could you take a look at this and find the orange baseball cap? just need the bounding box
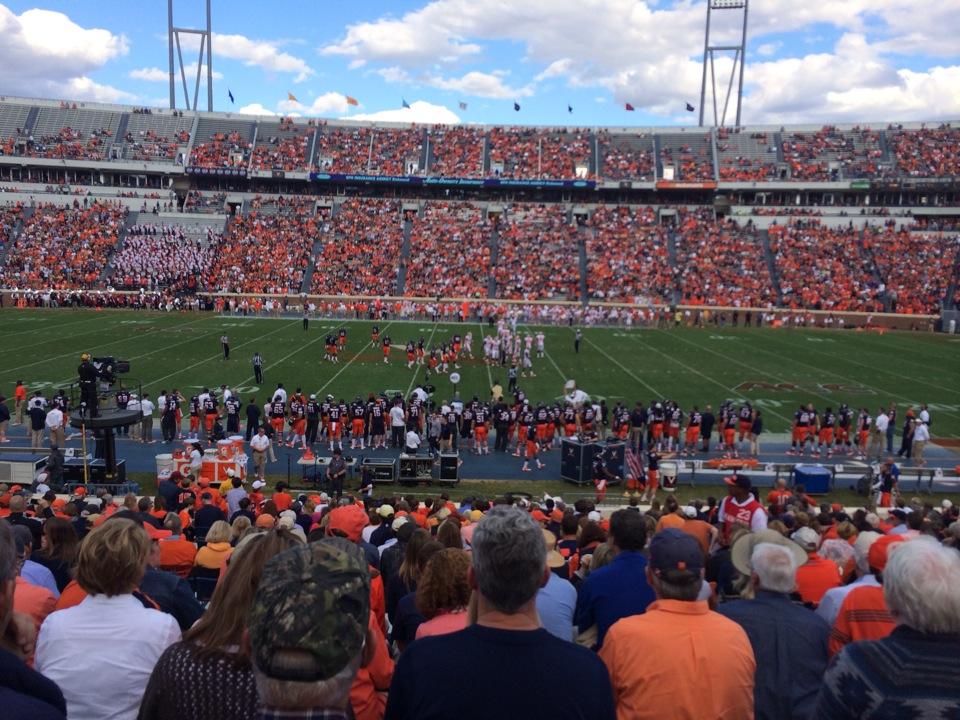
[256,514,276,529]
[530,510,548,523]
[326,504,369,543]
[868,534,906,573]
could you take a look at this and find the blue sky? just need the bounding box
[1,1,958,126]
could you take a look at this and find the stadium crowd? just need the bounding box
[770,222,885,312]
[404,202,492,298]
[494,204,580,300]
[250,119,314,173]
[864,227,960,314]
[781,126,882,181]
[585,205,671,302]
[597,131,655,181]
[2,203,127,290]
[189,132,252,169]
[675,209,775,307]
[0,449,957,718]
[312,198,404,296]
[889,124,960,177]
[209,202,314,294]
[426,126,485,177]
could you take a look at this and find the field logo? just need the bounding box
[735,381,876,395]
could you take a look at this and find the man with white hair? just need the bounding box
[815,537,960,717]
[719,538,830,720]
[816,531,882,627]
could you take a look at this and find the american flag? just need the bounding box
[625,446,643,480]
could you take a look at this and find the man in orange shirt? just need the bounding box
[272,482,293,512]
[600,529,756,720]
[13,381,27,426]
[791,527,841,607]
[766,478,793,510]
[829,534,905,657]
[157,514,197,577]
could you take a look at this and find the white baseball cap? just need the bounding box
[252,479,266,490]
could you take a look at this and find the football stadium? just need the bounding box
[0,0,959,718]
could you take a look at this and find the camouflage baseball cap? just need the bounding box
[248,537,370,682]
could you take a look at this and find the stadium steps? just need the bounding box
[487,224,500,298]
[481,132,491,175]
[0,207,31,268]
[101,211,138,285]
[114,113,130,149]
[774,132,784,163]
[666,229,681,305]
[709,129,719,182]
[577,227,589,303]
[760,228,785,306]
[859,231,892,312]
[589,133,599,178]
[300,237,323,294]
[878,130,891,162]
[23,106,39,135]
[396,215,413,295]
[653,134,662,180]
[418,130,429,173]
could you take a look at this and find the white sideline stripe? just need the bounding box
[477,321,494,390]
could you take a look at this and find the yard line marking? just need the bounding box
[583,335,664,400]
[406,321,438,397]
[648,330,833,426]
[0,318,132,355]
[5,315,213,375]
[317,321,396,395]
[476,321,493,391]
[232,333,327,392]
[142,320,298,390]
[518,322,566,384]
[49,326,227,386]
[756,332,960,399]
[0,312,107,339]
[616,331,796,427]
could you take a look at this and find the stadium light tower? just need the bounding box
[167,0,214,112]
[698,0,749,128]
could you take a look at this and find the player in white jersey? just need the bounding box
[535,331,545,358]
[463,332,473,358]
[521,348,535,378]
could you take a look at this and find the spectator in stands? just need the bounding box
[139,527,304,720]
[194,520,233,569]
[536,528,578,641]
[138,522,204,631]
[719,538,830,720]
[791,526,842,607]
[31,517,79,593]
[575,509,655,649]
[599,529,755,720]
[247,538,371,716]
[385,506,615,720]
[0,520,67,719]
[427,126,484,177]
[36,519,181,720]
[816,537,960,717]
[414,548,470,639]
[390,539,442,651]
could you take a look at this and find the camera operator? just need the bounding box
[77,352,98,418]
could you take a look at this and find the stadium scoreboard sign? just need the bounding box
[186,166,248,178]
[309,172,596,189]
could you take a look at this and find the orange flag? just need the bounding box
[346,95,359,106]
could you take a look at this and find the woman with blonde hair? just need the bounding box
[140,527,304,720]
[415,548,471,640]
[36,519,181,720]
[230,515,252,545]
[195,520,232,569]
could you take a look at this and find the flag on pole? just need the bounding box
[625,103,635,111]
[346,95,359,106]
[686,102,695,112]
[567,103,573,113]
[625,446,644,482]
[402,98,411,109]
[287,92,299,103]
[513,101,521,111]
[458,101,468,110]
[228,89,235,104]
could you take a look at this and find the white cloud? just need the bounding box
[535,58,573,82]
[426,71,534,99]
[347,100,461,124]
[181,32,314,82]
[129,66,223,83]
[375,66,413,84]
[237,102,277,116]
[279,92,353,116]
[318,0,960,122]
[0,4,131,102]
[755,42,780,58]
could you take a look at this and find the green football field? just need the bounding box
[1,308,959,438]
